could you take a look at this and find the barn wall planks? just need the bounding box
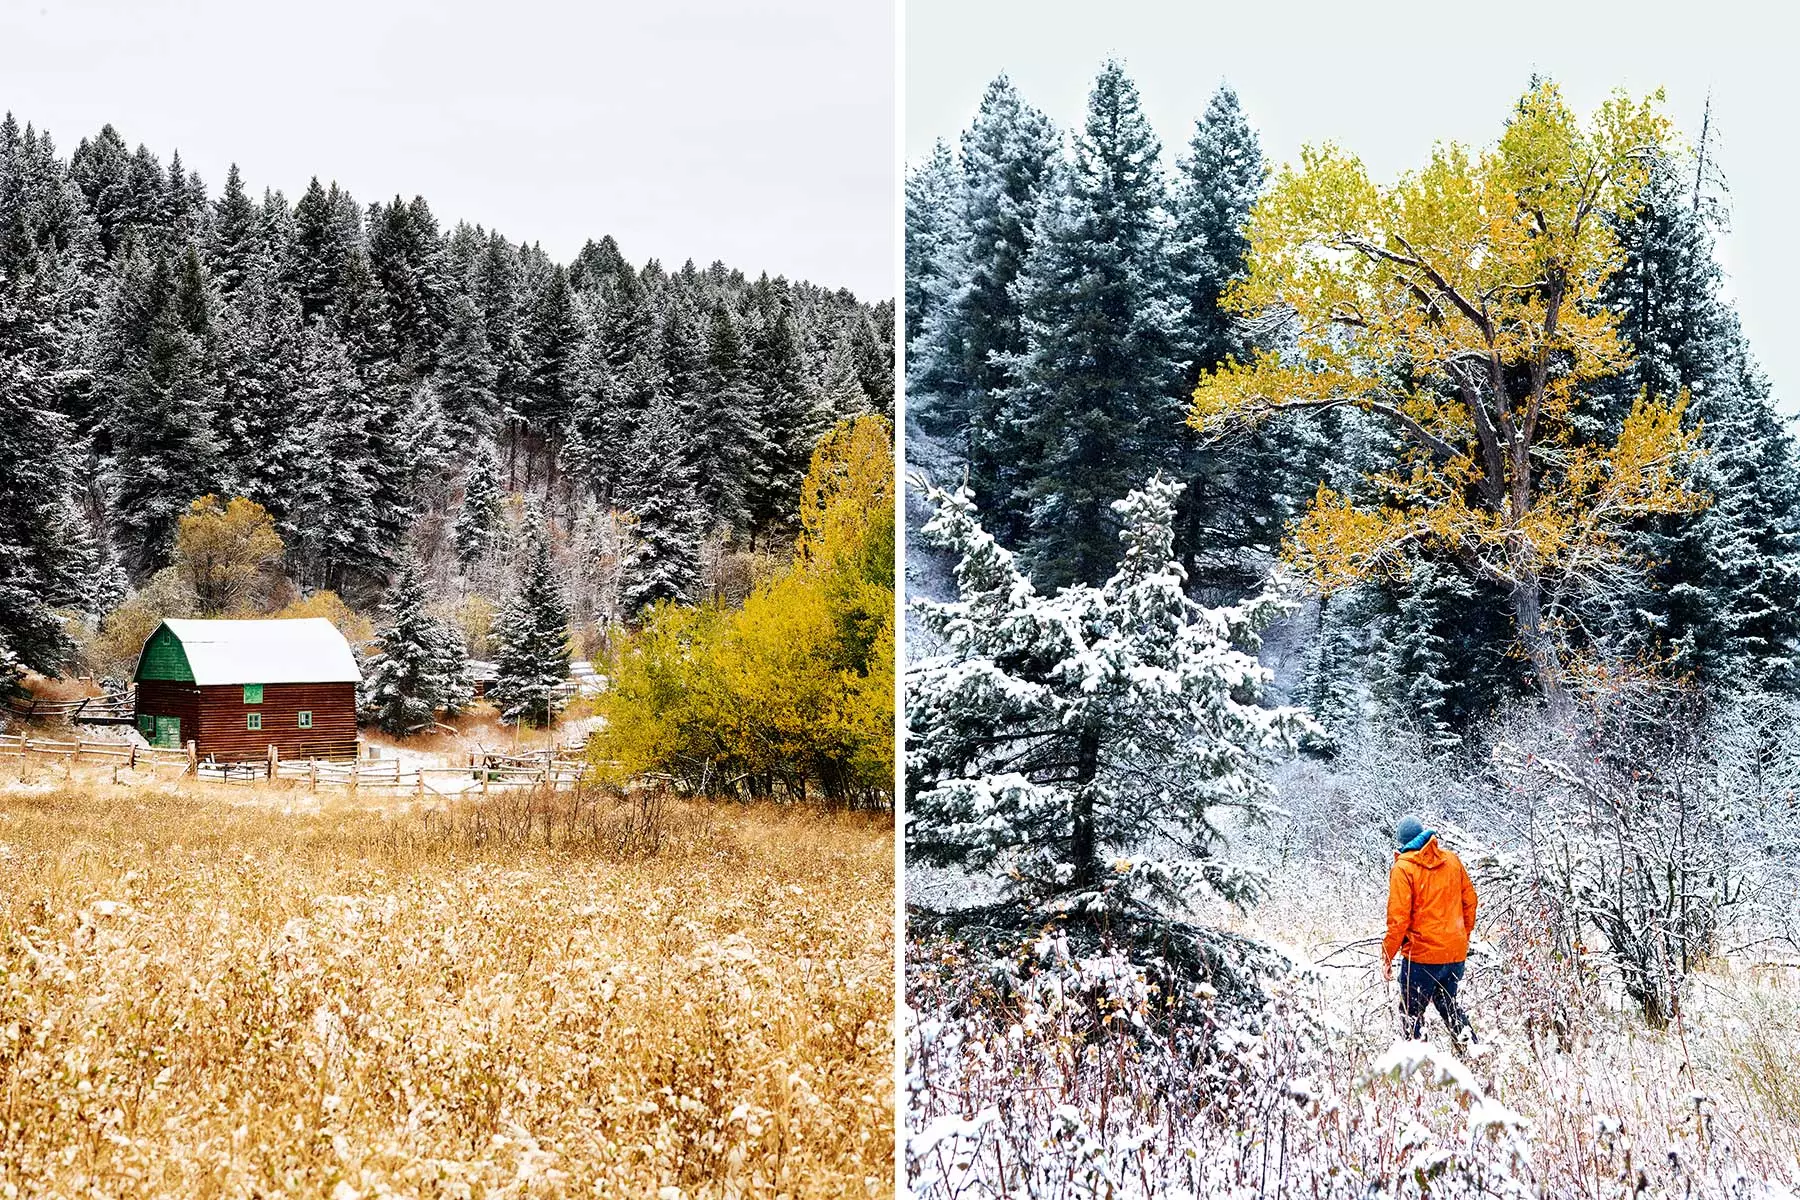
[136,682,357,761]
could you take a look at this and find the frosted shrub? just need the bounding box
[1474,689,1734,1029]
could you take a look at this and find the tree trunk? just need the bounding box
[1512,577,1565,709]
[1069,728,1101,890]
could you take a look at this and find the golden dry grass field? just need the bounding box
[0,780,894,1198]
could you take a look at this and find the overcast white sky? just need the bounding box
[908,0,1795,409]
[2,0,895,299]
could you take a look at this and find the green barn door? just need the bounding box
[153,716,180,748]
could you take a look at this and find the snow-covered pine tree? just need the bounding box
[438,290,499,446]
[903,139,960,361]
[489,506,570,727]
[476,232,532,466]
[686,298,763,536]
[519,262,588,480]
[1374,563,1466,747]
[847,303,895,419]
[908,474,1312,915]
[0,120,97,669]
[1540,154,1800,692]
[1165,85,1293,591]
[100,243,222,576]
[366,195,451,376]
[208,163,260,300]
[214,268,303,508]
[744,297,823,536]
[84,532,128,620]
[908,77,1059,536]
[1007,62,1185,588]
[359,555,466,736]
[282,324,380,592]
[290,177,355,324]
[67,124,134,260]
[0,279,83,673]
[820,328,872,420]
[397,379,457,513]
[619,395,702,617]
[454,446,503,573]
[914,78,1051,503]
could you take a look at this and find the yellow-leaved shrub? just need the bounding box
[596,416,894,809]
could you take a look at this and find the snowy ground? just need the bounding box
[906,830,1800,1199]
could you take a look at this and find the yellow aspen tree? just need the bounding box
[1190,82,1705,699]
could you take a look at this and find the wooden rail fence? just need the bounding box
[3,689,136,724]
[195,746,592,794]
[0,733,194,776]
[1,734,597,796]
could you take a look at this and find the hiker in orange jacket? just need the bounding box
[1381,815,1478,1043]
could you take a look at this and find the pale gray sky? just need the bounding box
[3,0,895,299]
[908,0,1795,408]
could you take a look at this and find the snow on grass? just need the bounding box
[0,784,894,1197]
[907,855,1800,1198]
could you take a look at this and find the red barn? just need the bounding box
[133,618,362,762]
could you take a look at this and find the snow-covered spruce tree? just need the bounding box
[1581,154,1800,693]
[618,395,701,618]
[908,76,1059,537]
[453,447,503,573]
[1298,588,1372,754]
[1374,561,1468,747]
[358,556,469,736]
[902,139,960,362]
[909,474,1312,919]
[100,243,222,576]
[0,278,86,675]
[489,508,569,727]
[1007,62,1186,588]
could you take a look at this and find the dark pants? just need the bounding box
[1398,958,1473,1041]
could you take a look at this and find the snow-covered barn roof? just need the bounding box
[136,618,362,686]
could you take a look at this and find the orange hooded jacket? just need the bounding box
[1383,834,1477,966]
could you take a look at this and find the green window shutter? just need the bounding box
[137,713,154,736]
[297,711,312,729]
[247,712,262,731]
[243,684,263,704]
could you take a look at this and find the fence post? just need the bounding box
[350,757,359,794]
[268,744,278,779]
[129,742,138,769]
[186,740,196,776]
[310,760,318,792]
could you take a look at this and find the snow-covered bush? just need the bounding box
[1473,687,1737,1028]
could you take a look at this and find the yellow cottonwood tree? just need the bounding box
[1190,82,1704,697]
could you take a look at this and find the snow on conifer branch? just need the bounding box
[907,473,1315,913]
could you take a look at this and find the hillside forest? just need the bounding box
[0,116,896,801]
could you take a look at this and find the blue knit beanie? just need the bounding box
[1395,815,1424,847]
